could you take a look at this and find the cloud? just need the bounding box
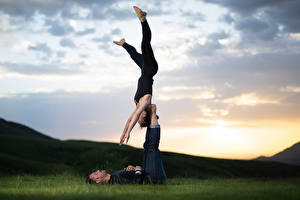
[0,61,82,75]
[56,51,65,58]
[206,0,300,46]
[221,13,234,24]
[187,31,230,56]
[28,42,53,56]
[221,93,279,106]
[180,9,206,25]
[60,38,76,48]
[198,105,229,117]
[204,0,285,15]
[92,28,121,42]
[0,0,119,19]
[157,86,216,101]
[45,19,75,36]
[0,88,133,140]
[0,92,18,99]
[280,86,300,93]
[235,16,279,41]
[75,28,95,36]
[92,28,121,54]
[155,49,300,123]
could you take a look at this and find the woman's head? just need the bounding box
[138,110,151,128]
[138,109,159,128]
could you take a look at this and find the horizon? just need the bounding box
[1,0,300,160]
[1,116,299,160]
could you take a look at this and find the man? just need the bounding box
[86,104,166,184]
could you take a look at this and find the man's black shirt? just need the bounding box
[108,170,145,185]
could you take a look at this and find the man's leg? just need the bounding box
[143,125,166,184]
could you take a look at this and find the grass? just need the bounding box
[1,176,300,200]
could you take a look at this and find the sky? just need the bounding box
[1,0,300,159]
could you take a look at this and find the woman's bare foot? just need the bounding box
[113,38,125,46]
[133,6,147,22]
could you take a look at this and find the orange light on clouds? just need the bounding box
[124,119,300,160]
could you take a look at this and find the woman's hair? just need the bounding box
[139,108,159,128]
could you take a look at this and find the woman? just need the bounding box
[119,6,158,145]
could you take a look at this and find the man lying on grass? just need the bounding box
[86,104,166,185]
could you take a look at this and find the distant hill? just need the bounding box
[1,117,300,178]
[0,118,53,140]
[256,142,300,165]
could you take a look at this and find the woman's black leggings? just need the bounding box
[141,20,158,77]
[122,20,158,77]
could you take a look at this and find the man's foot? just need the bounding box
[133,6,147,22]
[113,38,125,46]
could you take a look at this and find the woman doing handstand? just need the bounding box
[118,6,158,145]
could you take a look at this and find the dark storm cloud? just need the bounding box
[60,38,76,48]
[0,61,81,75]
[28,43,53,56]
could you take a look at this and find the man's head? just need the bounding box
[86,170,110,184]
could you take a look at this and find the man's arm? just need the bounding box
[149,104,159,125]
[124,165,143,172]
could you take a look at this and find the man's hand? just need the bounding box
[124,165,136,171]
[150,104,156,113]
[124,165,142,171]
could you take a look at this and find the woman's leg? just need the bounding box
[141,20,158,77]
[113,39,144,70]
[122,42,144,70]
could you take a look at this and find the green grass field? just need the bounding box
[1,176,300,200]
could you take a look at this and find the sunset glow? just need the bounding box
[1,0,300,159]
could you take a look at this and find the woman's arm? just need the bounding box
[119,96,151,145]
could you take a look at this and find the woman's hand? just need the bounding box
[119,95,151,146]
[119,132,130,146]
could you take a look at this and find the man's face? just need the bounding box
[89,170,108,184]
[138,110,147,125]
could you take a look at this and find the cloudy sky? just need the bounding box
[1,0,300,159]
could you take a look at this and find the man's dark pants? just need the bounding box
[143,125,166,184]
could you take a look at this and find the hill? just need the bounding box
[256,142,300,165]
[1,117,300,178]
[0,118,53,139]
